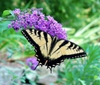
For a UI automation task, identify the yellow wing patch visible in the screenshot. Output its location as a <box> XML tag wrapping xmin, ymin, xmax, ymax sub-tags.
<box><xmin>26</xmin><ymin>29</ymin><xmax>46</xmax><ymax>46</ymax></box>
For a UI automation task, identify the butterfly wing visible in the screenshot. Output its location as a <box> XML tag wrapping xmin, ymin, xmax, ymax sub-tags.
<box><xmin>21</xmin><ymin>29</ymin><xmax>54</xmax><ymax>66</ymax></box>
<box><xmin>46</xmin><ymin>39</ymin><xmax>86</xmax><ymax>68</ymax></box>
<box><xmin>22</xmin><ymin>29</ymin><xmax>87</xmax><ymax>69</ymax></box>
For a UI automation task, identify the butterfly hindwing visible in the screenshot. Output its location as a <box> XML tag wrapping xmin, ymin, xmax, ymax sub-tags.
<box><xmin>45</xmin><ymin>39</ymin><xmax>86</xmax><ymax>68</ymax></box>
<box><xmin>22</xmin><ymin>29</ymin><xmax>86</xmax><ymax>70</ymax></box>
<box><xmin>57</xmin><ymin>39</ymin><xmax>86</xmax><ymax>58</ymax></box>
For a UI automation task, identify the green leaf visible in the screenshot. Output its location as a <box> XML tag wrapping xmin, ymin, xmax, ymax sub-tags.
<box><xmin>9</xmin><ymin>10</ymin><xmax>15</xmax><ymax>17</ymax></box>
<box><xmin>20</xmin><ymin>77</ymin><xmax>26</xmax><ymax>83</ymax></box>
<box><xmin>92</xmin><ymin>80</ymin><xmax>100</xmax><ymax>85</ymax></box>
<box><xmin>78</xmin><ymin>79</ymin><xmax>86</xmax><ymax>85</ymax></box>
<box><xmin>2</xmin><ymin>10</ymin><xmax>11</xmax><ymax>17</ymax></box>
<box><xmin>0</xmin><ymin>21</ymin><xmax>10</xmax><ymax>33</ymax></box>
<box><xmin>11</xmin><ymin>82</ymin><xmax>19</xmax><ymax>85</ymax></box>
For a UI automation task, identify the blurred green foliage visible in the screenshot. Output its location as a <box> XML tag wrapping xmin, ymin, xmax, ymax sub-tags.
<box><xmin>57</xmin><ymin>44</ymin><xmax>100</xmax><ymax>85</ymax></box>
<box><xmin>0</xmin><ymin>0</ymin><xmax>100</xmax><ymax>85</ymax></box>
<box><xmin>1</xmin><ymin>0</ymin><xmax>100</xmax><ymax>29</ymax></box>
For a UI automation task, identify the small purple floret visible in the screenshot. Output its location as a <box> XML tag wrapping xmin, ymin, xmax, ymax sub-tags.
<box><xmin>13</xmin><ymin>9</ymin><xmax>21</xmax><ymax>16</ymax></box>
<box><xmin>26</xmin><ymin>57</ymin><xmax>38</xmax><ymax>70</ymax></box>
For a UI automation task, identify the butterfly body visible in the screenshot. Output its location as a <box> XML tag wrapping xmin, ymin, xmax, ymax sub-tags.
<box><xmin>22</xmin><ymin>29</ymin><xmax>86</xmax><ymax>71</ymax></box>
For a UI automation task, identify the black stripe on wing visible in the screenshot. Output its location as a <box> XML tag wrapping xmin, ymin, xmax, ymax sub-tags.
<box><xmin>21</xmin><ymin>29</ymin><xmax>38</xmax><ymax>47</ymax></box>
<box><xmin>59</xmin><ymin>40</ymin><xmax>82</xmax><ymax>50</ymax></box>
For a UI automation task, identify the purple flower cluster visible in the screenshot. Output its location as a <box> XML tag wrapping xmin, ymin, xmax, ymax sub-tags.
<box><xmin>26</xmin><ymin>57</ymin><xmax>38</xmax><ymax>70</ymax></box>
<box><xmin>8</xmin><ymin>8</ymin><xmax>67</xmax><ymax>40</ymax></box>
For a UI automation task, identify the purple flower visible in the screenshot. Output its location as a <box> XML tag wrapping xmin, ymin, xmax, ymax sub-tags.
<box><xmin>13</xmin><ymin>9</ymin><xmax>21</xmax><ymax>16</ymax></box>
<box><xmin>8</xmin><ymin>8</ymin><xmax>67</xmax><ymax>40</ymax></box>
<box><xmin>26</xmin><ymin>57</ymin><xmax>38</xmax><ymax>70</ymax></box>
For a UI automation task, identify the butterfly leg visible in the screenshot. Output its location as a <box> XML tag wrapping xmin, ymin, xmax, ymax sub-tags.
<box><xmin>44</xmin><ymin>60</ymin><xmax>48</xmax><ymax>65</ymax></box>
